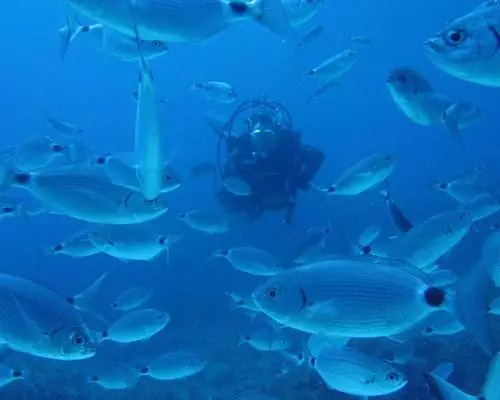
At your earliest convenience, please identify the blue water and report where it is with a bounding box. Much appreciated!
[0,0,498,398]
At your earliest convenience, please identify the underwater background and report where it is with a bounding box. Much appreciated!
[0,0,499,398]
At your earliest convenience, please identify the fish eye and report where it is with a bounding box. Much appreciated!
[386,372,399,382]
[72,334,85,346]
[152,40,163,48]
[53,244,64,252]
[95,156,106,165]
[2,206,14,214]
[164,173,172,181]
[52,144,64,153]
[266,287,279,299]
[444,29,467,45]
[424,326,433,334]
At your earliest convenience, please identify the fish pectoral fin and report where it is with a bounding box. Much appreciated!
[304,300,338,318]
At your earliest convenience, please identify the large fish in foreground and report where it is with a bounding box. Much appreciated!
[67,0,293,42]
[131,13,164,201]
[0,273,97,360]
[252,255,493,355]
[424,1,500,87]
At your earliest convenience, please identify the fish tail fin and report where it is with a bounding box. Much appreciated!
[57,16,74,60]
[126,0,149,75]
[451,257,493,356]
[246,0,295,39]
[57,16,84,60]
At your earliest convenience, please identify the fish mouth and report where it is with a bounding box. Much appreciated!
[424,38,444,53]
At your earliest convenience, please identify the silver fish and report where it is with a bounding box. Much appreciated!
[111,287,153,312]
[130,17,165,202]
[370,209,472,269]
[89,224,181,262]
[315,347,407,397]
[306,49,358,79]
[252,256,492,355]
[386,68,480,147]
[67,0,293,42]
[283,0,323,27]
[326,153,395,195]
[2,168,168,224]
[424,1,500,87]
[99,308,170,343]
[0,273,96,360]
[178,210,229,234]
[191,81,236,103]
[139,351,207,380]
[211,247,282,276]
[58,18,168,61]
[88,366,139,390]
[46,228,101,258]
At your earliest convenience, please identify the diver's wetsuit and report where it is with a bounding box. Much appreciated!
[218,128,324,224]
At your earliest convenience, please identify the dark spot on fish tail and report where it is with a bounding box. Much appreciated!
[139,367,149,374]
[12,370,22,378]
[111,302,118,309]
[66,297,75,305]
[158,236,166,245]
[299,287,309,310]
[236,299,244,306]
[81,26,90,33]
[309,357,316,367]
[220,249,230,257]
[244,335,251,341]
[102,331,108,338]
[438,182,448,190]
[327,185,336,193]
[89,376,99,382]
[2,207,14,214]
[229,1,249,15]
[52,144,64,153]
[424,287,446,307]
[13,173,31,185]
[53,244,64,252]
[95,156,106,165]
[424,326,433,334]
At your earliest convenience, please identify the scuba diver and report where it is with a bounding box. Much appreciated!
[214,99,324,224]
